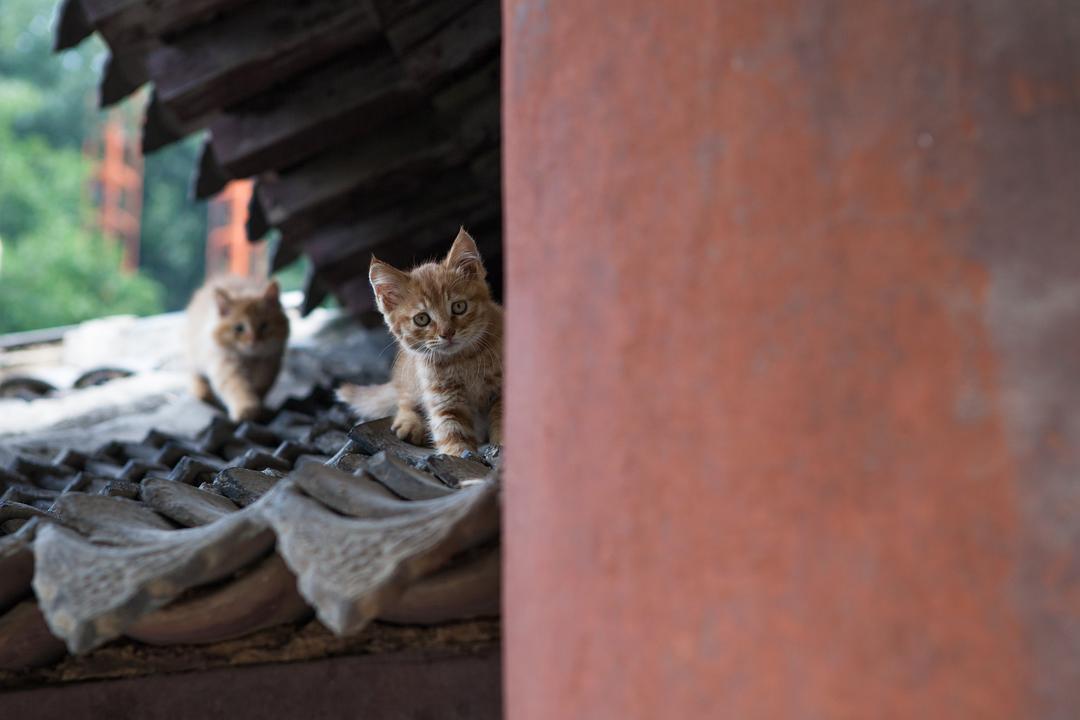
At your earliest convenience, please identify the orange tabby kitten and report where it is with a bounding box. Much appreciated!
[185,276,290,422]
[338,228,502,456]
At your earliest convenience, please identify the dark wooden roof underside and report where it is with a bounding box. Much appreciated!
[56,0,503,316]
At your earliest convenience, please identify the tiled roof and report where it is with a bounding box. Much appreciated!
[0,316,500,687]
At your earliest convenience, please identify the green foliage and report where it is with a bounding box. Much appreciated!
[0,0,104,151]
[141,137,208,311]
[0,117,164,333]
[0,0,210,330]
[0,226,163,333]
[0,122,87,243]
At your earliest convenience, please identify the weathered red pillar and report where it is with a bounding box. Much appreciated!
[503,1,1080,718]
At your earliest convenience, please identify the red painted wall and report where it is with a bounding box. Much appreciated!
[503,1,1080,718]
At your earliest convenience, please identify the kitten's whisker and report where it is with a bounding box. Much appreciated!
[377,339,398,359]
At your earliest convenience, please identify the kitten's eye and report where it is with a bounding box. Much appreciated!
[413,312,431,327]
[257,322,268,334]
[233,323,245,335]
[451,300,467,315]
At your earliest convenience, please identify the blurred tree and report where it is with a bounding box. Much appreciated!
[0,223,163,333]
[0,120,163,333]
[0,0,210,329]
[0,0,103,150]
[141,137,208,311]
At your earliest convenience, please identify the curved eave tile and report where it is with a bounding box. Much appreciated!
[0,520,38,613]
[379,544,501,625]
[32,510,274,653]
[127,553,309,646]
[0,600,66,671]
[263,466,499,636]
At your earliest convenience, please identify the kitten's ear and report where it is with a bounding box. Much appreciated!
[262,280,280,304]
[369,256,408,312]
[213,288,232,316]
[445,227,485,279]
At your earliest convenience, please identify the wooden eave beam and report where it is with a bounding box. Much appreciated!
[146,0,381,123]
[55,0,93,51]
[208,47,418,178]
[255,119,464,241]
[80,0,255,47]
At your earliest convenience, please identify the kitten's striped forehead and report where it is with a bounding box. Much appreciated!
[408,263,475,304]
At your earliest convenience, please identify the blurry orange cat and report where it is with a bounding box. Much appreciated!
[185,276,289,422]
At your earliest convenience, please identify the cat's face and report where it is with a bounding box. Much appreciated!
[370,229,494,358]
[212,281,290,356]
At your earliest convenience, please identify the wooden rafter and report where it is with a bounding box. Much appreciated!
[58,0,503,316]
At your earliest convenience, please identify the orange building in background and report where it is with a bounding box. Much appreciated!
[88,114,262,282]
[206,179,262,278]
[88,113,142,272]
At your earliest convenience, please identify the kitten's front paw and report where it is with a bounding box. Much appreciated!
[461,449,486,464]
[392,413,427,446]
[191,375,214,403]
[438,440,479,458]
[229,402,261,422]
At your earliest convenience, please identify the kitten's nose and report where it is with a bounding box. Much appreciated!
[440,329,455,341]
